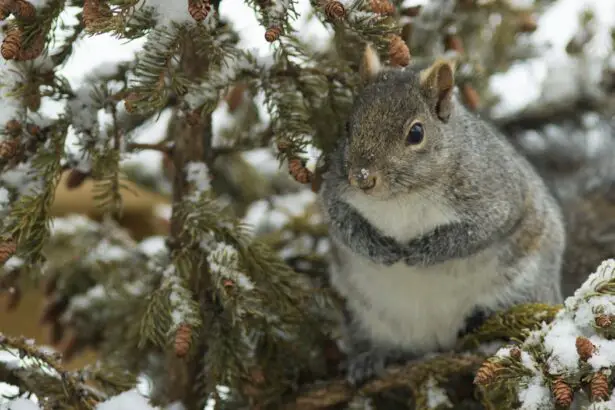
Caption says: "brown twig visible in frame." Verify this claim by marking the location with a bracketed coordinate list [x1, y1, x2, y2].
[127, 141, 173, 154]
[283, 353, 486, 409]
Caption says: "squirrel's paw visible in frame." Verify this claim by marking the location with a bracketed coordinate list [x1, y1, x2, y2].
[344, 350, 388, 386]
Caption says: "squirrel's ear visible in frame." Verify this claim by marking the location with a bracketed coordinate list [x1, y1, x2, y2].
[359, 44, 382, 85]
[419, 59, 456, 122]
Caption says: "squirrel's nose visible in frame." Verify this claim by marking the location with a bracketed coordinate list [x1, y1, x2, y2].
[349, 170, 378, 191]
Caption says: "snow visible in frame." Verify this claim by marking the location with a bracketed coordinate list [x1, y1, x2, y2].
[0, 187, 10, 211]
[207, 242, 255, 291]
[425, 376, 452, 409]
[96, 389, 158, 410]
[489, 0, 615, 119]
[0, 398, 41, 410]
[49, 214, 99, 236]
[184, 162, 211, 194]
[138, 236, 167, 256]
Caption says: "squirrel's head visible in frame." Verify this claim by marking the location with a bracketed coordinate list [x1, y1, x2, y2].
[342, 45, 458, 200]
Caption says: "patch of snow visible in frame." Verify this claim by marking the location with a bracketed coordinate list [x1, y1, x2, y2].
[96, 389, 158, 410]
[425, 376, 453, 409]
[0, 398, 41, 410]
[138, 236, 167, 256]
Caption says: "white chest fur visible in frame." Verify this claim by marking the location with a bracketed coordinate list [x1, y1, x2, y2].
[343, 189, 458, 242]
[331, 243, 499, 353]
[331, 190, 500, 353]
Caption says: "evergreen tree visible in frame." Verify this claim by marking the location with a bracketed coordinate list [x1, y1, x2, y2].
[0, 0, 614, 409]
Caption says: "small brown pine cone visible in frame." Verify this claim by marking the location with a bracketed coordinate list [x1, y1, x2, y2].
[123, 93, 140, 113]
[25, 123, 40, 137]
[595, 314, 614, 328]
[65, 169, 89, 190]
[40, 296, 68, 325]
[1, 25, 22, 60]
[174, 323, 192, 357]
[401, 5, 421, 16]
[188, 0, 211, 22]
[4, 119, 22, 137]
[388, 34, 410, 67]
[62, 333, 83, 361]
[0, 139, 20, 160]
[49, 321, 65, 346]
[264, 26, 281, 42]
[288, 158, 313, 184]
[225, 83, 247, 113]
[552, 378, 573, 408]
[370, 0, 394, 16]
[0, 0, 15, 20]
[15, 30, 45, 61]
[12, 0, 35, 19]
[5, 286, 21, 311]
[509, 346, 522, 360]
[461, 84, 480, 111]
[444, 33, 465, 54]
[473, 360, 501, 386]
[311, 169, 323, 193]
[518, 13, 538, 33]
[0, 240, 17, 266]
[276, 138, 291, 152]
[82, 0, 101, 28]
[575, 336, 595, 361]
[324, 0, 345, 20]
[25, 92, 41, 112]
[590, 372, 610, 402]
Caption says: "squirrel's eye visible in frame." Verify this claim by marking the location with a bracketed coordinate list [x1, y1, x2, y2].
[406, 122, 424, 145]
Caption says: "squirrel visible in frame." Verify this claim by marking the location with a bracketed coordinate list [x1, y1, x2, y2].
[318, 45, 566, 385]
[505, 116, 615, 297]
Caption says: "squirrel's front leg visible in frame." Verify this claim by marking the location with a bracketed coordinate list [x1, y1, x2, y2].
[327, 199, 403, 266]
[345, 347, 410, 386]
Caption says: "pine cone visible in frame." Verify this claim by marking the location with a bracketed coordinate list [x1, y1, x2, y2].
[518, 12, 538, 33]
[49, 321, 65, 346]
[461, 84, 480, 111]
[174, 323, 192, 357]
[0, 0, 15, 20]
[288, 158, 313, 184]
[402, 5, 421, 16]
[595, 314, 614, 328]
[225, 83, 247, 113]
[370, 0, 394, 15]
[25, 91, 41, 111]
[473, 360, 501, 385]
[4, 119, 22, 137]
[444, 33, 465, 54]
[276, 138, 291, 152]
[0, 139, 20, 160]
[1, 25, 22, 60]
[25, 123, 40, 137]
[575, 336, 595, 361]
[552, 378, 573, 408]
[509, 346, 522, 360]
[324, 0, 345, 20]
[188, 0, 211, 22]
[5, 286, 21, 311]
[83, 0, 112, 28]
[0, 240, 17, 266]
[388, 34, 410, 67]
[12, 0, 35, 19]
[65, 169, 89, 190]
[590, 372, 610, 402]
[264, 26, 281, 42]
[15, 30, 45, 61]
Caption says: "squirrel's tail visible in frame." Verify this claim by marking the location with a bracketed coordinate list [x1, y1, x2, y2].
[507, 116, 615, 297]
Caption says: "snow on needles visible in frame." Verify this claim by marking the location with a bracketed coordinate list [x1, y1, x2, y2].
[493, 259, 615, 408]
[96, 389, 158, 410]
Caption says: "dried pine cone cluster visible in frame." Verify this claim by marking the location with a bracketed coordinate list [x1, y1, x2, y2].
[1, 24, 46, 61]
[264, 26, 281, 42]
[188, 0, 212, 22]
[323, 0, 345, 21]
[174, 323, 192, 357]
[388, 34, 410, 67]
[0, 0, 35, 21]
[82, 0, 112, 29]
[476, 336, 614, 408]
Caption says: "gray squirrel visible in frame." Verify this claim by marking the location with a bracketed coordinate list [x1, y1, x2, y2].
[318, 45, 566, 385]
